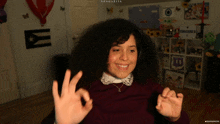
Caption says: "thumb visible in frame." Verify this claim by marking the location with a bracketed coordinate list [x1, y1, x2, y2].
[177, 93, 184, 98]
[82, 99, 93, 114]
[156, 102, 161, 111]
[177, 93, 184, 102]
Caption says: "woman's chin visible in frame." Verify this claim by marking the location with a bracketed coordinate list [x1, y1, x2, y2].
[114, 73, 130, 79]
[105, 71, 130, 79]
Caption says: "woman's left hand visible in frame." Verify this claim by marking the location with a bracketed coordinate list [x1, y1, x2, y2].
[156, 87, 184, 121]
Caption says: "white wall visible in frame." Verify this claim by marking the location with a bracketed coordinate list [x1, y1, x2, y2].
[5, 0, 69, 98]
[98, 2, 123, 21]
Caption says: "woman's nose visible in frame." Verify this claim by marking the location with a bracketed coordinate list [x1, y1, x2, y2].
[120, 51, 128, 60]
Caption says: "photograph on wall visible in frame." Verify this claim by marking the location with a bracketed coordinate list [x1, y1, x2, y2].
[184, 2, 209, 20]
[165, 70, 184, 88]
[24, 29, 51, 49]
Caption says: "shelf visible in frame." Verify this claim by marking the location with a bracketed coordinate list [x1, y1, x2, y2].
[154, 37, 206, 90]
[170, 53, 185, 56]
[159, 53, 203, 57]
[170, 69, 185, 73]
[184, 84, 200, 90]
[186, 54, 202, 58]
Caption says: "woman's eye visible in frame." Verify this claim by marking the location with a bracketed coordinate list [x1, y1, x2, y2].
[113, 49, 119, 52]
[130, 50, 135, 53]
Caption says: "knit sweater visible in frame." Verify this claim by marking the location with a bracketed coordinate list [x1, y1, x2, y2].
[81, 79, 190, 124]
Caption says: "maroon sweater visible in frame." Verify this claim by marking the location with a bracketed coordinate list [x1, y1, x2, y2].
[82, 79, 190, 124]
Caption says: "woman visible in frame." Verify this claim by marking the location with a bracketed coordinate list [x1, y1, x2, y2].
[52, 18, 190, 124]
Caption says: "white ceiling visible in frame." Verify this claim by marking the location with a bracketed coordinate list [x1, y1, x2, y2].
[114, 0, 181, 6]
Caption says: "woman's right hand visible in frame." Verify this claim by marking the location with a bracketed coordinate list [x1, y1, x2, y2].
[52, 69, 93, 124]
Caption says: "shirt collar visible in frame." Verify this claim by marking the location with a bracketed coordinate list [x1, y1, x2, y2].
[100, 72, 133, 86]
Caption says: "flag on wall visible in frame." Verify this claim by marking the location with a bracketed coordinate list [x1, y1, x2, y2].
[24, 29, 51, 49]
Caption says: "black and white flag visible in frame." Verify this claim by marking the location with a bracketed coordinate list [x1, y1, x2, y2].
[24, 29, 51, 49]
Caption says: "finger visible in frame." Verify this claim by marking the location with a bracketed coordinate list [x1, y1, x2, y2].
[156, 94, 163, 111]
[69, 71, 83, 93]
[75, 88, 91, 102]
[84, 99, 93, 110]
[177, 93, 184, 98]
[82, 99, 93, 116]
[162, 87, 170, 97]
[61, 69, 71, 97]
[167, 93, 184, 104]
[52, 80, 60, 104]
[167, 90, 176, 98]
[177, 93, 184, 101]
[156, 94, 163, 110]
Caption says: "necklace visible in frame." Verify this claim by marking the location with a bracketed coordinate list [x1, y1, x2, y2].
[112, 83, 124, 92]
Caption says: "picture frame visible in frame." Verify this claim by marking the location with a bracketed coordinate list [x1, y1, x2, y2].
[184, 2, 209, 20]
[165, 70, 184, 88]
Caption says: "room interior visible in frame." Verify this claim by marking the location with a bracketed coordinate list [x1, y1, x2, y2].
[0, 0, 220, 123]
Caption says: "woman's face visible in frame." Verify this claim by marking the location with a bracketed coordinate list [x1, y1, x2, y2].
[106, 34, 138, 79]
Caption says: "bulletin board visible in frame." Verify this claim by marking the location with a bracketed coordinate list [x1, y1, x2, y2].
[184, 2, 209, 20]
[128, 5, 160, 29]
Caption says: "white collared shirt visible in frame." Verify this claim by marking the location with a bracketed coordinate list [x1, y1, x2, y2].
[100, 72, 133, 86]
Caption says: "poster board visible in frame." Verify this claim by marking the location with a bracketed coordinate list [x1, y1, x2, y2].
[129, 5, 160, 29]
[184, 2, 209, 20]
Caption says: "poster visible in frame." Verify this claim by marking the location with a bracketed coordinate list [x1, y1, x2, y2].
[128, 5, 160, 29]
[184, 2, 209, 20]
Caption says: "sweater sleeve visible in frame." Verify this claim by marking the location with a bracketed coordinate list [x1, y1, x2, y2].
[169, 111, 190, 124]
[150, 79, 190, 124]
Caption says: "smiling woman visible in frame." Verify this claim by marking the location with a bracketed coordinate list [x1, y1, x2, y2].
[48, 18, 190, 124]
[106, 34, 138, 79]
[69, 18, 160, 88]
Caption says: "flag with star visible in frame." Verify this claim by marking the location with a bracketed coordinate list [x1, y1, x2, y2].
[24, 29, 51, 49]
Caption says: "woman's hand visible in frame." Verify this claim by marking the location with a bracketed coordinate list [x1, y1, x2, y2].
[52, 69, 93, 124]
[156, 87, 183, 122]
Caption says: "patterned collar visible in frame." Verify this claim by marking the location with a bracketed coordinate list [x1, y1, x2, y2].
[100, 72, 133, 86]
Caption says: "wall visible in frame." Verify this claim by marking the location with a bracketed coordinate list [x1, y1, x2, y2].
[1, 0, 120, 99]
[4, 0, 69, 98]
[68, 0, 99, 42]
[98, 2, 123, 21]
[115, 0, 220, 36]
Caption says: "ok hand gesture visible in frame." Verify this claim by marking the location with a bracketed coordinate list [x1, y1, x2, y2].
[156, 87, 184, 122]
[52, 69, 93, 124]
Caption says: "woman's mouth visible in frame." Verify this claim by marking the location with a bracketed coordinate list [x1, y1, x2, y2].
[116, 64, 129, 70]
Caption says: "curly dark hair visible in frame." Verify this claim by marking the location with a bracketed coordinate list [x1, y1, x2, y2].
[69, 18, 160, 90]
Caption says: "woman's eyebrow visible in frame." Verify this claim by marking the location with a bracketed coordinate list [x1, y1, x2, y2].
[112, 45, 136, 47]
[129, 45, 136, 47]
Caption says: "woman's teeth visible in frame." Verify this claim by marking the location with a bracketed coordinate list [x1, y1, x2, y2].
[118, 65, 128, 68]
